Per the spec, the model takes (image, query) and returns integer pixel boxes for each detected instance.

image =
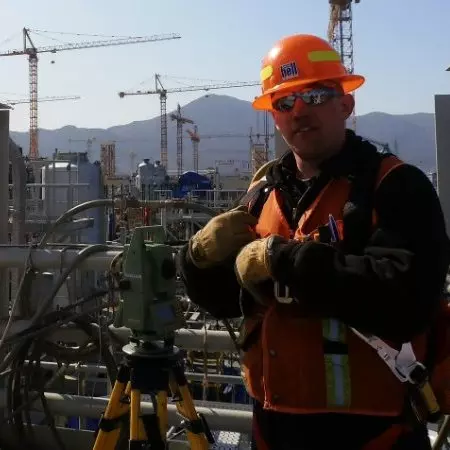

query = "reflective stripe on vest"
[323,318,351,407]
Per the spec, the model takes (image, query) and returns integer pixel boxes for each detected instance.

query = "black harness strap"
[237,179,273,218]
[341,151,392,254]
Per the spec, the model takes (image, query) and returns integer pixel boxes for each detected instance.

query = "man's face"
[271,83,355,162]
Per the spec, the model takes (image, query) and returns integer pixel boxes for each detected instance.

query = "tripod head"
[114,226,185,344]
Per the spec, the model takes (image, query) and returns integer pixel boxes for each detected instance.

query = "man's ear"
[270,111,280,131]
[340,93,355,120]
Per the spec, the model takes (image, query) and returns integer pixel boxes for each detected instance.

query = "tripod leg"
[130,389,147,446]
[155,391,168,440]
[93,365,130,450]
[170,365,211,450]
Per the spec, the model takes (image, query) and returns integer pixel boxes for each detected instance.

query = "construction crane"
[0,28,181,159]
[3,95,81,106]
[186,130,275,174]
[327,0,360,130]
[118,75,259,169]
[186,125,200,173]
[170,103,194,177]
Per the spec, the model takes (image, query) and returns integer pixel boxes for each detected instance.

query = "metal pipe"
[39,198,114,247]
[0,320,239,354]
[119,199,220,217]
[109,326,240,353]
[33,360,244,385]
[8,183,90,188]
[0,246,122,271]
[0,319,108,345]
[33,392,253,433]
[0,110,9,316]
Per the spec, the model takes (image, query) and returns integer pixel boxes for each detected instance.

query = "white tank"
[135,159,167,198]
[42,152,105,243]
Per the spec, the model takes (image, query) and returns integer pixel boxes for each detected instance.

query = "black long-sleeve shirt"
[178,132,450,344]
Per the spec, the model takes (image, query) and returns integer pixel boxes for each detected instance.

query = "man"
[178,34,450,449]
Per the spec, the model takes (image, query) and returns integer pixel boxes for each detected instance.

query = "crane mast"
[24,29,39,159]
[155,75,169,169]
[186,126,200,173]
[0,28,181,159]
[328,0,360,130]
[170,103,194,177]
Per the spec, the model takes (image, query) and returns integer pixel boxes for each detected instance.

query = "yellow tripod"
[92,340,213,450]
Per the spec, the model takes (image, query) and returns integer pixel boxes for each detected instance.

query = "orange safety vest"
[240,155,433,416]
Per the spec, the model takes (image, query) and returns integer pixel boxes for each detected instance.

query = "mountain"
[351,112,436,171]
[9,94,437,174]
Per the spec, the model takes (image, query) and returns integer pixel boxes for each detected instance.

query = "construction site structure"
[328,0,360,130]
[170,103,194,177]
[251,143,269,174]
[186,125,200,173]
[129,151,137,177]
[191,130,274,175]
[118,75,259,170]
[100,142,116,178]
[0,28,181,159]
[68,137,96,159]
[3,95,81,106]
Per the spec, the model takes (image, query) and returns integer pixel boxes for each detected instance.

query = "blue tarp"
[176,171,212,198]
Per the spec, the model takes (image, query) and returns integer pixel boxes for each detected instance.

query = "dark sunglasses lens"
[273,95,296,112]
[302,88,335,105]
[273,87,338,111]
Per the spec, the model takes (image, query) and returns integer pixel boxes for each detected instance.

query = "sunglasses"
[272,86,342,112]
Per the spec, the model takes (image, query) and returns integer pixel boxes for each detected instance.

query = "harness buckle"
[274,281,294,304]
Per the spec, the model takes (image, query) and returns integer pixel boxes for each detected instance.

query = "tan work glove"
[234,237,274,304]
[189,205,257,269]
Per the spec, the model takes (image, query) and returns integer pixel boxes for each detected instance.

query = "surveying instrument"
[93,226,213,449]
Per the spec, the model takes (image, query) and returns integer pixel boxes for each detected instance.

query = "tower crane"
[186,125,200,173]
[3,95,81,106]
[170,103,194,177]
[118,75,259,169]
[0,28,181,159]
[327,0,360,130]
[185,130,275,174]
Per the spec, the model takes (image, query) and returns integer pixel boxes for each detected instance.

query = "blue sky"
[1,0,449,132]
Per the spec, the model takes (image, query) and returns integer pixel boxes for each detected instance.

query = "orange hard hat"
[252,34,365,111]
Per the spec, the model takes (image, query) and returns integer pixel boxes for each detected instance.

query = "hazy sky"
[1,0,449,132]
